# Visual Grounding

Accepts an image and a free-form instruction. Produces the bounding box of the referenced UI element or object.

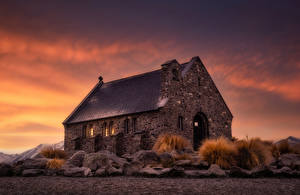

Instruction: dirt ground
[0,176,299,195]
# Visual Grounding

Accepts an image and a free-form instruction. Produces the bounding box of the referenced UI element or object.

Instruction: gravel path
[0,176,299,195]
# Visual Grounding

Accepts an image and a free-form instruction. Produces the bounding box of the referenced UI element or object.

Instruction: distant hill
[0,141,64,163]
[276,136,300,146]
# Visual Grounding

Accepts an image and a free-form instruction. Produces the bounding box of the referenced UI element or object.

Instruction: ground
[0,177,299,195]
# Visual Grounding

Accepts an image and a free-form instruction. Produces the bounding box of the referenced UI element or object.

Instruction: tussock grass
[40,146,66,159]
[198,137,237,169]
[46,158,65,169]
[235,138,272,169]
[152,133,192,154]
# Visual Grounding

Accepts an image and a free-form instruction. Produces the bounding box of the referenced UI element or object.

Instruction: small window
[82,125,87,138]
[90,127,94,137]
[178,116,184,130]
[109,121,114,135]
[132,118,137,132]
[172,69,179,81]
[124,119,129,134]
[103,122,108,137]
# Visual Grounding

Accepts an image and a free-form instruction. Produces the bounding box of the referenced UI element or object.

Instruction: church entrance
[193,112,209,150]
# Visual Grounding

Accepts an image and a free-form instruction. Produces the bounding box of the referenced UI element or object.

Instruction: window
[172,69,179,81]
[124,119,129,134]
[198,77,201,87]
[132,118,137,132]
[103,122,108,137]
[109,121,114,135]
[82,125,87,138]
[178,116,184,130]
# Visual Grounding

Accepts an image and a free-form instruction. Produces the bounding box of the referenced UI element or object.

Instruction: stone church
[63,56,232,156]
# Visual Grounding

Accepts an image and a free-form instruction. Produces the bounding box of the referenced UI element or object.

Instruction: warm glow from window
[112,128,115,135]
[90,127,94,137]
[194,122,198,127]
[105,128,108,136]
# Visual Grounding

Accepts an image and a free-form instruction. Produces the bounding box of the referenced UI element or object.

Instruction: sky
[0,0,300,154]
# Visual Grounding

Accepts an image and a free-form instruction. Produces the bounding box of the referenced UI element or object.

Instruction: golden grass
[152,133,192,154]
[235,138,272,169]
[40,146,66,159]
[198,137,237,169]
[46,158,65,169]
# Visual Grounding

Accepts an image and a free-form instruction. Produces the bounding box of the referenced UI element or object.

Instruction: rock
[22,169,45,177]
[138,167,161,177]
[208,164,226,177]
[82,153,110,171]
[45,169,58,176]
[229,166,251,178]
[0,163,13,176]
[184,170,210,178]
[277,153,300,170]
[291,170,300,177]
[133,150,160,166]
[272,166,292,177]
[106,166,123,176]
[63,167,91,177]
[95,168,106,177]
[67,150,86,167]
[167,166,185,177]
[159,152,174,167]
[251,165,273,178]
[123,161,143,176]
[121,154,133,162]
[22,158,49,169]
[174,160,192,167]
[191,160,209,169]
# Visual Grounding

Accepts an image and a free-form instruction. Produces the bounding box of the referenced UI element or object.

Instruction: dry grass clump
[40,146,66,159]
[153,133,192,154]
[235,138,272,169]
[46,158,65,169]
[198,137,237,169]
[277,140,294,154]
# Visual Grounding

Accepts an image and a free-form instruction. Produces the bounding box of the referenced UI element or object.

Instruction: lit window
[109,121,114,135]
[194,122,198,127]
[103,122,107,137]
[90,127,94,137]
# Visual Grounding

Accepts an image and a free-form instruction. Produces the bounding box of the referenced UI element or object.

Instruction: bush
[235,138,272,169]
[40,146,66,159]
[152,133,192,154]
[46,158,65,169]
[198,137,237,169]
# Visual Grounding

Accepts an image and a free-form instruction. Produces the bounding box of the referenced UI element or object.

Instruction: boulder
[106,166,123,176]
[67,150,87,167]
[95,168,106,177]
[63,167,91,177]
[22,158,49,169]
[123,161,143,176]
[82,153,110,171]
[272,166,292,177]
[0,163,13,176]
[191,160,209,169]
[133,150,160,166]
[22,169,45,177]
[208,164,226,177]
[229,166,251,178]
[138,167,161,177]
[184,170,210,178]
[251,165,273,178]
[159,152,174,167]
[174,160,192,167]
[277,153,300,170]
[166,166,185,177]
[121,154,134,162]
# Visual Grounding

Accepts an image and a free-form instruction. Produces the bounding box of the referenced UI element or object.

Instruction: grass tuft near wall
[40,146,66,159]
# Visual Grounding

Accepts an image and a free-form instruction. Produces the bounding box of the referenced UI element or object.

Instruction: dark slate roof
[64,70,166,124]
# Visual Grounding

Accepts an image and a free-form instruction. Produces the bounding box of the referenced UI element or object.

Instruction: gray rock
[174,160,192,167]
[191,160,209,169]
[63,167,91,177]
[251,165,273,178]
[229,166,251,178]
[277,153,300,170]
[272,166,292,177]
[106,166,123,176]
[208,164,226,177]
[133,150,160,166]
[67,150,86,167]
[22,169,45,177]
[121,154,133,162]
[22,158,49,169]
[95,168,106,177]
[138,167,161,177]
[159,152,174,167]
[82,153,110,171]
[123,161,143,176]
[0,163,13,176]
[167,166,185,177]
[184,170,210,178]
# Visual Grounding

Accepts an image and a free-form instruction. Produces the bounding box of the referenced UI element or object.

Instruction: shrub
[40,146,66,159]
[152,133,192,154]
[235,138,272,169]
[46,158,65,169]
[198,137,237,169]
[277,140,294,154]
[270,144,280,159]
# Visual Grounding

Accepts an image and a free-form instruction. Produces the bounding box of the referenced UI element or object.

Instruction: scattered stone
[67,150,87,167]
[159,152,174,167]
[0,163,13,176]
[208,164,226,177]
[167,166,185,177]
[21,158,49,169]
[133,150,160,166]
[95,168,106,177]
[22,169,45,177]
[121,154,133,162]
[277,154,300,170]
[82,153,110,171]
[138,167,160,177]
[174,160,191,167]
[184,170,210,178]
[106,166,122,176]
[63,167,91,177]
[123,161,143,176]
[229,166,251,178]
[251,165,273,178]
[272,166,292,177]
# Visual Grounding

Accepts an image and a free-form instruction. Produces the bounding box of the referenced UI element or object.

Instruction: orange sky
[0,1,299,153]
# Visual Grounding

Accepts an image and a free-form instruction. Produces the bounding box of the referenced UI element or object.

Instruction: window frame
[124,119,129,134]
[178,116,184,131]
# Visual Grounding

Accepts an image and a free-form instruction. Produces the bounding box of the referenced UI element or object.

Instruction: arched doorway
[193,112,209,150]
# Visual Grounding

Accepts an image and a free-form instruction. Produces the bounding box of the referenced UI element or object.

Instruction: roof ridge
[104,69,160,85]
